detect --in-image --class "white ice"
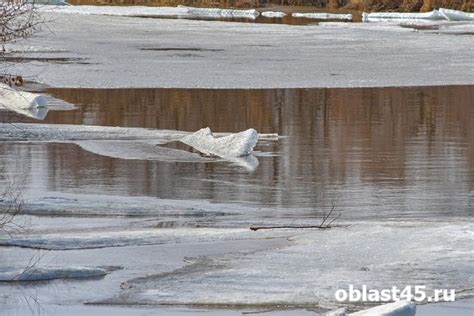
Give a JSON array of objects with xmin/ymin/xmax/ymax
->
[
  {"xmin": 0, "ymin": 266, "xmax": 108, "ymax": 281},
  {"xmin": 180, "ymin": 127, "xmax": 258, "ymax": 158},
  {"xmin": 261, "ymin": 11, "xmax": 287, "ymax": 18},
  {"xmin": 292, "ymin": 12, "xmax": 352, "ymax": 20},
  {"xmin": 362, "ymin": 10, "xmax": 444, "ymax": 22},
  {"xmin": 102, "ymin": 221, "xmax": 473, "ymax": 309},
  {"xmin": 38, "ymin": 5, "xmax": 259, "ymax": 19},
  {"xmin": 37, "ymin": 4, "xmax": 189, "ymax": 16},
  {"xmin": 0, "ymin": 84, "xmax": 48, "ymax": 119},
  {"xmin": 6, "ymin": 12, "xmax": 474, "ymax": 89},
  {"xmin": 363, "ymin": 8, "xmax": 474, "ymax": 22},
  {"xmin": 439, "ymin": 8, "xmax": 474, "ymax": 21},
  {"xmin": 327, "ymin": 301, "xmax": 416, "ymax": 316},
  {"xmin": 179, "ymin": 6, "xmax": 259, "ymax": 19},
  {"xmin": 351, "ymin": 301, "xmax": 416, "ymax": 316}
]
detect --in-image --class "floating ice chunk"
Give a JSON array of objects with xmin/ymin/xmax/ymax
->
[
  {"xmin": 292, "ymin": 12, "xmax": 352, "ymax": 20},
  {"xmin": 0, "ymin": 266, "xmax": 108, "ymax": 282},
  {"xmin": 179, "ymin": 5, "xmax": 259, "ymax": 19},
  {"xmin": 362, "ymin": 10, "xmax": 444, "ymax": 22},
  {"xmin": 180, "ymin": 127, "xmax": 258, "ymax": 158},
  {"xmin": 351, "ymin": 300, "xmax": 416, "ymax": 316},
  {"xmin": 37, "ymin": 5, "xmax": 189, "ymax": 17},
  {"xmin": 439, "ymin": 8, "xmax": 474, "ymax": 21},
  {"xmin": 0, "ymin": 84, "xmax": 48, "ymax": 119},
  {"xmin": 326, "ymin": 301, "xmax": 416, "ymax": 316},
  {"xmin": 262, "ymin": 11, "xmax": 287, "ymax": 18}
]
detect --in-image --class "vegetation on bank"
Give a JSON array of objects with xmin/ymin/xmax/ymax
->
[{"xmin": 68, "ymin": 0, "xmax": 473, "ymax": 12}]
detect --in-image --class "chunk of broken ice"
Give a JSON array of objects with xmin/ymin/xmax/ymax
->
[{"xmin": 180, "ymin": 127, "xmax": 258, "ymax": 158}]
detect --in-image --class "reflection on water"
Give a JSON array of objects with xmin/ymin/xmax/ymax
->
[{"xmin": 0, "ymin": 85, "xmax": 473, "ymax": 219}]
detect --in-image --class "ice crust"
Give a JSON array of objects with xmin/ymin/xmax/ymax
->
[
  {"xmin": 292, "ymin": 12, "xmax": 352, "ymax": 20},
  {"xmin": 0, "ymin": 266, "xmax": 108, "ymax": 281}
]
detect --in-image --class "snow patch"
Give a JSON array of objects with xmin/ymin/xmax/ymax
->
[
  {"xmin": 292, "ymin": 12, "xmax": 352, "ymax": 20},
  {"xmin": 0, "ymin": 266, "xmax": 108, "ymax": 281}
]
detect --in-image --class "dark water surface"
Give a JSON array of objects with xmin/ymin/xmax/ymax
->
[{"xmin": 1, "ymin": 85, "xmax": 473, "ymax": 220}]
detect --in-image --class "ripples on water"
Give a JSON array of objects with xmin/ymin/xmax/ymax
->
[{"xmin": 0, "ymin": 85, "xmax": 473, "ymax": 220}]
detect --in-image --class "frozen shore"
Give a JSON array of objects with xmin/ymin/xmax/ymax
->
[{"xmin": 6, "ymin": 11, "xmax": 474, "ymax": 89}]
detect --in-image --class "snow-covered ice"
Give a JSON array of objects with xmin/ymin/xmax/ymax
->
[
  {"xmin": 0, "ymin": 266, "xmax": 109, "ymax": 281},
  {"xmin": 363, "ymin": 8, "xmax": 474, "ymax": 22},
  {"xmin": 179, "ymin": 6, "xmax": 259, "ymax": 19},
  {"xmin": 0, "ymin": 83, "xmax": 48, "ymax": 117},
  {"xmin": 180, "ymin": 127, "xmax": 258, "ymax": 158},
  {"xmin": 350, "ymin": 301, "xmax": 416, "ymax": 316},
  {"xmin": 292, "ymin": 12, "xmax": 352, "ymax": 20},
  {"xmin": 439, "ymin": 8, "xmax": 474, "ymax": 21},
  {"xmin": 97, "ymin": 221, "xmax": 473, "ymax": 309},
  {"xmin": 327, "ymin": 301, "xmax": 416, "ymax": 316},
  {"xmin": 261, "ymin": 11, "xmax": 287, "ymax": 18},
  {"xmin": 6, "ymin": 12, "xmax": 473, "ymax": 89},
  {"xmin": 38, "ymin": 5, "xmax": 259, "ymax": 19}
]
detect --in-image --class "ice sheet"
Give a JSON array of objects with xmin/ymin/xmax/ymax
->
[
  {"xmin": 0, "ymin": 266, "xmax": 108, "ymax": 281},
  {"xmin": 439, "ymin": 8, "xmax": 474, "ymax": 21},
  {"xmin": 37, "ymin": 4, "xmax": 189, "ymax": 16},
  {"xmin": 261, "ymin": 11, "xmax": 287, "ymax": 18},
  {"xmin": 292, "ymin": 12, "xmax": 352, "ymax": 20},
  {"xmin": 6, "ymin": 13, "xmax": 474, "ymax": 89},
  {"xmin": 179, "ymin": 6, "xmax": 259, "ymax": 19},
  {"xmin": 350, "ymin": 301, "xmax": 416, "ymax": 316},
  {"xmin": 0, "ymin": 84, "xmax": 48, "ymax": 118},
  {"xmin": 99, "ymin": 222, "xmax": 473, "ymax": 309},
  {"xmin": 362, "ymin": 10, "xmax": 444, "ymax": 22}
]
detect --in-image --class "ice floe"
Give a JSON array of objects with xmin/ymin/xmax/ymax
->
[
  {"xmin": 38, "ymin": 4, "xmax": 259, "ymax": 19},
  {"xmin": 261, "ymin": 11, "xmax": 287, "ymax": 18},
  {"xmin": 181, "ymin": 127, "xmax": 258, "ymax": 158},
  {"xmin": 0, "ymin": 266, "xmax": 109, "ymax": 281},
  {"xmin": 37, "ymin": 5, "xmax": 189, "ymax": 17},
  {"xmin": 292, "ymin": 12, "xmax": 352, "ymax": 20},
  {"xmin": 327, "ymin": 301, "xmax": 416, "ymax": 316},
  {"xmin": 439, "ymin": 8, "xmax": 474, "ymax": 21},
  {"xmin": 0, "ymin": 84, "xmax": 48, "ymax": 119},
  {"xmin": 363, "ymin": 8, "xmax": 474, "ymax": 22},
  {"xmin": 0, "ymin": 226, "xmax": 293, "ymax": 250},
  {"xmin": 179, "ymin": 6, "xmax": 259, "ymax": 19},
  {"xmin": 100, "ymin": 222, "xmax": 473, "ymax": 309},
  {"xmin": 0, "ymin": 123, "xmax": 267, "ymax": 170}
]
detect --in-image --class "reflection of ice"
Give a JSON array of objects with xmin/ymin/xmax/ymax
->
[{"xmin": 1, "ymin": 106, "xmax": 49, "ymax": 120}]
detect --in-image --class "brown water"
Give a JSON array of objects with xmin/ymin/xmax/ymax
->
[{"xmin": 1, "ymin": 85, "xmax": 473, "ymax": 220}]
